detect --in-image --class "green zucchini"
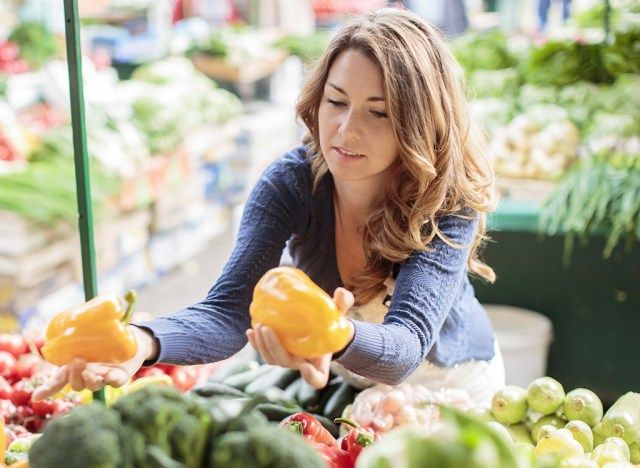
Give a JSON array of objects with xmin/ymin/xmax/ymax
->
[
  {"xmin": 222, "ymin": 365, "xmax": 275, "ymax": 391},
  {"xmin": 191, "ymin": 382, "xmax": 248, "ymax": 399},
  {"xmin": 255, "ymin": 403, "xmax": 303, "ymax": 422},
  {"xmin": 316, "ymin": 380, "xmax": 341, "ymax": 415},
  {"xmin": 282, "ymin": 378, "xmax": 304, "ymax": 402},
  {"xmin": 297, "ymin": 381, "xmax": 323, "ymax": 410},
  {"xmin": 209, "ymin": 360, "xmax": 258, "ymax": 383},
  {"xmin": 244, "ymin": 367, "xmax": 299, "ymax": 395},
  {"xmin": 321, "ymin": 383, "xmax": 356, "ymax": 421}
]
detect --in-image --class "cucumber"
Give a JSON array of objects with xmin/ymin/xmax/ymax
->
[
  {"xmin": 245, "ymin": 368, "xmax": 299, "ymax": 395},
  {"xmin": 209, "ymin": 360, "xmax": 258, "ymax": 383},
  {"xmin": 316, "ymin": 380, "xmax": 341, "ymax": 415},
  {"xmin": 255, "ymin": 403, "xmax": 303, "ymax": 422},
  {"xmin": 282, "ymin": 378, "xmax": 304, "ymax": 402},
  {"xmin": 321, "ymin": 383, "xmax": 356, "ymax": 421},
  {"xmin": 191, "ymin": 382, "xmax": 248, "ymax": 399},
  {"xmin": 310, "ymin": 413, "xmax": 340, "ymax": 439},
  {"xmin": 222, "ymin": 365, "xmax": 275, "ymax": 391},
  {"xmin": 297, "ymin": 381, "xmax": 323, "ymax": 411}
]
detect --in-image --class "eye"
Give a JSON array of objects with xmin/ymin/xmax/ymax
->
[
  {"xmin": 371, "ymin": 110, "xmax": 388, "ymax": 119},
  {"xmin": 326, "ymin": 98, "xmax": 346, "ymax": 107}
]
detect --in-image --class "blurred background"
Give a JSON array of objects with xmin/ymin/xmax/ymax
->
[{"xmin": 0, "ymin": 0, "xmax": 638, "ymax": 403}]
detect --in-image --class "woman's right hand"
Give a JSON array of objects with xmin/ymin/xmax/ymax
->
[{"xmin": 31, "ymin": 326, "xmax": 158, "ymax": 401}]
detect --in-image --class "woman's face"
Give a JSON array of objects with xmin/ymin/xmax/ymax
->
[{"xmin": 318, "ymin": 49, "xmax": 399, "ymax": 185}]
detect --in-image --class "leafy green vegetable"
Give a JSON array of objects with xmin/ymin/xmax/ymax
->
[
  {"xmin": 8, "ymin": 22, "xmax": 58, "ymax": 68},
  {"xmin": 452, "ymin": 30, "xmax": 517, "ymax": 73},
  {"xmin": 522, "ymin": 40, "xmax": 614, "ymax": 87},
  {"xmin": 540, "ymin": 138, "xmax": 640, "ymax": 262},
  {"xmin": 275, "ymin": 31, "xmax": 332, "ymax": 63},
  {"xmin": 603, "ymin": 29, "xmax": 640, "ymax": 78}
]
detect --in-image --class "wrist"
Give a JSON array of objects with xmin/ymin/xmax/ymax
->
[{"xmin": 132, "ymin": 325, "xmax": 159, "ymax": 362}]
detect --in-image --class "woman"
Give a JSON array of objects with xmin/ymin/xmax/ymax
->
[{"xmin": 33, "ymin": 8, "xmax": 504, "ymax": 407}]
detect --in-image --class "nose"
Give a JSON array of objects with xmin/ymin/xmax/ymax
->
[{"xmin": 338, "ymin": 109, "xmax": 363, "ymax": 141}]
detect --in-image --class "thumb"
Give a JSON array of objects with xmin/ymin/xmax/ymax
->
[{"xmin": 333, "ymin": 287, "xmax": 354, "ymax": 315}]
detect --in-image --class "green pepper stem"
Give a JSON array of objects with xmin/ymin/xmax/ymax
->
[
  {"xmin": 334, "ymin": 417, "xmax": 361, "ymax": 429},
  {"xmin": 123, "ymin": 290, "xmax": 137, "ymax": 325}
]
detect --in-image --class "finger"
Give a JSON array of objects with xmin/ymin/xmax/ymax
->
[
  {"xmin": 69, "ymin": 358, "xmax": 87, "ymax": 391},
  {"xmin": 300, "ymin": 362, "xmax": 329, "ymax": 389},
  {"xmin": 333, "ymin": 287, "xmax": 355, "ymax": 314},
  {"xmin": 32, "ymin": 366, "xmax": 70, "ymax": 401},
  {"xmin": 262, "ymin": 326, "xmax": 295, "ymax": 367},
  {"xmin": 246, "ymin": 329, "xmax": 257, "ymax": 350},
  {"xmin": 253, "ymin": 324, "xmax": 276, "ymax": 365},
  {"xmin": 81, "ymin": 368, "xmax": 105, "ymax": 392},
  {"xmin": 104, "ymin": 368, "xmax": 129, "ymax": 388}
]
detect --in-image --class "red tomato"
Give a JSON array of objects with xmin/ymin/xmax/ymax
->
[
  {"xmin": 13, "ymin": 354, "xmax": 39, "ymax": 381},
  {"xmin": 0, "ymin": 377, "xmax": 12, "ymax": 400},
  {"xmin": 26, "ymin": 418, "xmax": 44, "ymax": 433},
  {"xmin": 0, "ymin": 352, "xmax": 16, "ymax": 380},
  {"xmin": 169, "ymin": 366, "xmax": 198, "ymax": 392},
  {"xmin": 134, "ymin": 367, "xmax": 166, "ymax": 379},
  {"xmin": 10, "ymin": 381, "xmax": 34, "ymax": 406},
  {"xmin": 13, "ymin": 405, "xmax": 33, "ymax": 425},
  {"xmin": 0, "ymin": 335, "xmax": 27, "ymax": 358},
  {"xmin": 30, "ymin": 399, "xmax": 56, "ymax": 417},
  {"xmin": 0, "ymin": 399, "xmax": 16, "ymax": 423}
]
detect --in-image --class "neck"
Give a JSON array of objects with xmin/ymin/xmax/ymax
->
[{"xmin": 333, "ymin": 178, "xmax": 385, "ymax": 226}]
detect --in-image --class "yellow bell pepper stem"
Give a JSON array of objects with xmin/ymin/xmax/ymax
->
[{"xmin": 123, "ymin": 290, "xmax": 137, "ymax": 325}]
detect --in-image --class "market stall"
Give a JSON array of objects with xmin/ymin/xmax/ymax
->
[{"xmin": 0, "ymin": 0, "xmax": 639, "ymax": 467}]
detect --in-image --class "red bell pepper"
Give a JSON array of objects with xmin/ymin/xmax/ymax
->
[
  {"xmin": 279, "ymin": 412, "xmax": 337, "ymax": 447},
  {"xmin": 335, "ymin": 418, "xmax": 379, "ymax": 464},
  {"xmin": 313, "ymin": 442, "xmax": 352, "ymax": 468}
]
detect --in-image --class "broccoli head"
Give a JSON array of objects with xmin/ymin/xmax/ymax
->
[
  {"xmin": 29, "ymin": 403, "xmax": 145, "ymax": 468},
  {"xmin": 210, "ymin": 424, "xmax": 325, "ymax": 468}
]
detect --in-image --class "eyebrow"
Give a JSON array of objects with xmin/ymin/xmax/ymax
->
[{"xmin": 327, "ymin": 82, "xmax": 385, "ymax": 102}]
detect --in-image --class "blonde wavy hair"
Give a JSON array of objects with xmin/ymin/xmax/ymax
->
[{"xmin": 296, "ymin": 8, "xmax": 498, "ymax": 304}]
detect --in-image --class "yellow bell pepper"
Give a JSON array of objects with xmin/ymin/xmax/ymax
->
[
  {"xmin": 41, "ymin": 291, "xmax": 138, "ymax": 366},
  {"xmin": 249, "ymin": 267, "xmax": 351, "ymax": 358}
]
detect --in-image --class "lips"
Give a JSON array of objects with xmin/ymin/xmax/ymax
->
[{"xmin": 333, "ymin": 146, "xmax": 364, "ymax": 161}]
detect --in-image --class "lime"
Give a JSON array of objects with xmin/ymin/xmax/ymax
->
[
  {"xmin": 559, "ymin": 455, "xmax": 598, "ymax": 468},
  {"xmin": 528, "ymin": 377, "xmax": 565, "ymax": 415},
  {"xmin": 491, "ymin": 385, "xmax": 528, "ymax": 425},
  {"xmin": 603, "ymin": 437, "xmax": 630, "ymax": 462},
  {"xmin": 508, "ymin": 423, "xmax": 534, "ymax": 445},
  {"xmin": 563, "ymin": 388, "xmax": 603, "ymax": 427},
  {"xmin": 531, "ymin": 415, "xmax": 566, "ymax": 443},
  {"xmin": 512, "ymin": 442, "xmax": 534, "ymax": 467},
  {"xmin": 487, "ymin": 421, "xmax": 513, "ymax": 444},
  {"xmin": 629, "ymin": 441, "xmax": 640, "ymax": 464},
  {"xmin": 590, "ymin": 443, "xmax": 627, "ymax": 465},
  {"xmin": 565, "ymin": 420, "xmax": 594, "ymax": 452}
]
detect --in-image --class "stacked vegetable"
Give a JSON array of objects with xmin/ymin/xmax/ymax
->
[
  {"xmin": 452, "ymin": 10, "xmax": 640, "ymax": 256},
  {"xmin": 479, "ymin": 376, "xmax": 640, "ymax": 467},
  {"xmin": 27, "ymin": 385, "xmax": 326, "ymax": 468}
]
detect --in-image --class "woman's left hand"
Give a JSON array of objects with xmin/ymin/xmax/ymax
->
[{"xmin": 246, "ymin": 287, "xmax": 354, "ymax": 389}]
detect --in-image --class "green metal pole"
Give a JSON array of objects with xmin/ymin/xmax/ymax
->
[
  {"xmin": 62, "ymin": 0, "xmax": 105, "ymax": 404},
  {"xmin": 603, "ymin": 0, "xmax": 611, "ymax": 43}
]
